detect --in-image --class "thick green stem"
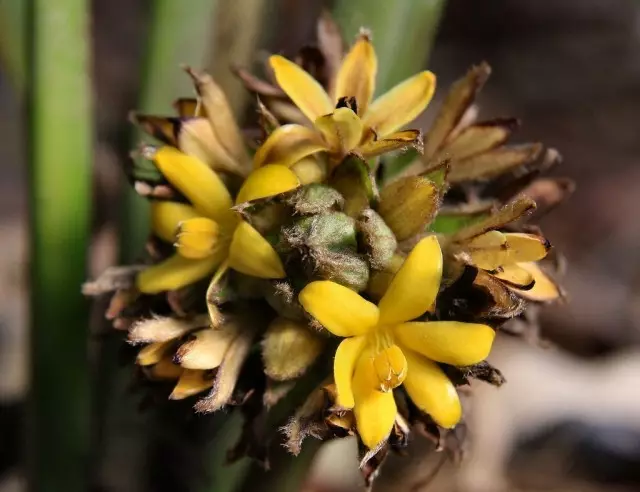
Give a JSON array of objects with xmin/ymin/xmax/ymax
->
[{"xmin": 27, "ymin": 0, "xmax": 93, "ymax": 490}]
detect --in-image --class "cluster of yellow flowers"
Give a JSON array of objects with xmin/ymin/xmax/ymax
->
[{"xmin": 87, "ymin": 25, "xmax": 566, "ymax": 465}]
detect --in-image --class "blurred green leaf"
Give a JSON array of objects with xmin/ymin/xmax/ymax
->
[{"xmin": 28, "ymin": 0, "xmax": 92, "ymax": 490}]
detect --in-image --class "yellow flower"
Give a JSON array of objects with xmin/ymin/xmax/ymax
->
[
  {"xmin": 254, "ymin": 34, "xmax": 435, "ymax": 170},
  {"xmin": 298, "ymin": 236, "xmax": 495, "ymax": 449},
  {"xmin": 462, "ymin": 231, "xmax": 560, "ymax": 300},
  {"xmin": 137, "ymin": 146, "xmax": 299, "ymax": 294}
]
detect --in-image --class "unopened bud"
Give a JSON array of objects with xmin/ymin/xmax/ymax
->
[
  {"xmin": 286, "ymin": 183, "xmax": 344, "ymax": 215},
  {"xmin": 377, "ymin": 176, "xmax": 440, "ymax": 241},
  {"xmin": 356, "ymin": 209, "xmax": 397, "ymax": 270},
  {"xmin": 262, "ymin": 317, "xmax": 324, "ymax": 381}
]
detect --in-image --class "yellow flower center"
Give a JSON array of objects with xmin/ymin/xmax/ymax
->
[{"xmin": 369, "ymin": 326, "xmax": 407, "ymax": 392}]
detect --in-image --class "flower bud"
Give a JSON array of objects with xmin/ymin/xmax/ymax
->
[
  {"xmin": 377, "ymin": 176, "xmax": 440, "ymax": 241},
  {"xmin": 286, "ymin": 183, "xmax": 344, "ymax": 215},
  {"xmin": 356, "ymin": 209, "xmax": 397, "ymax": 270},
  {"xmin": 261, "ymin": 317, "xmax": 324, "ymax": 381},
  {"xmin": 328, "ymin": 154, "xmax": 377, "ymax": 217}
]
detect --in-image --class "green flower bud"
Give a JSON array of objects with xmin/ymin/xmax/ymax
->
[
  {"xmin": 356, "ymin": 209, "xmax": 397, "ymax": 270},
  {"xmin": 329, "ymin": 153, "xmax": 378, "ymax": 217},
  {"xmin": 285, "ymin": 183, "xmax": 344, "ymax": 215}
]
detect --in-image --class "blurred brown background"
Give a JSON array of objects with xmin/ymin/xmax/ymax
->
[{"xmin": 2, "ymin": 0, "xmax": 640, "ymax": 490}]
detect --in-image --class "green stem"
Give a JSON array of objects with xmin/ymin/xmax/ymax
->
[{"xmin": 27, "ymin": 0, "xmax": 92, "ymax": 490}]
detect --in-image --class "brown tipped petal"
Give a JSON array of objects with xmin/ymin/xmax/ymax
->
[
  {"xmin": 423, "ymin": 63, "xmax": 491, "ymax": 159},
  {"xmin": 359, "ymin": 129, "xmax": 423, "ymax": 160},
  {"xmin": 186, "ymin": 68, "xmax": 249, "ymax": 166},
  {"xmin": 334, "ymin": 33, "xmax": 377, "ymax": 114},
  {"xmin": 448, "ymin": 143, "xmax": 543, "ymax": 183},
  {"xmin": 178, "ymin": 118, "xmax": 248, "ymax": 176},
  {"xmin": 435, "ymin": 118, "xmax": 518, "ymax": 162}
]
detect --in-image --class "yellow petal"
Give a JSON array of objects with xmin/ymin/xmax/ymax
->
[
  {"xmin": 299, "ymin": 281, "xmax": 379, "ymax": 337},
  {"xmin": 314, "ymin": 107, "xmax": 364, "ymax": 154},
  {"xmin": 150, "ymin": 201, "xmax": 199, "ymax": 243},
  {"xmin": 227, "ymin": 221, "xmax": 285, "ymax": 278},
  {"xmin": 467, "ymin": 231, "xmax": 508, "ymax": 270},
  {"xmin": 169, "ymin": 369, "xmax": 214, "ymax": 400},
  {"xmin": 175, "ymin": 217, "xmax": 220, "ymax": 259},
  {"xmin": 378, "ymin": 236, "xmax": 443, "ymax": 325},
  {"xmin": 333, "ymin": 336, "xmax": 367, "ymax": 409},
  {"xmin": 363, "ymin": 71, "xmax": 436, "ymax": 136},
  {"xmin": 492, "ymin": 263, "xmax": 535, "ymax": 289},
  {"xmin": 136, "ymin": 340, "xmax": 173, "ymax": 366},
  {"xmin": 235, "ymin": 165, "xmax": 300, "ymax": 204},
  {"xmin": 504, "ymin": 233, "xmax": 551, "ymax": 263},
  {"xmin": 137, "ymin": 254, "xmax": 220, "ymax": 294},
  {"xmin": 352, "ymin": 351, "xmax": 397, "ymax": 449},
  {"xmin": 403, "ymin": 349, "xmax": 461, "ymax": 428},
  {"xmin": 291, "ymin": 156, "xmax": 326, "ymax": 184},
  {"xmin": 395, "ymin": 321, "xmax": 495, "ymax": 366},
  {"xmin": 359, "ymin": 129, "xmax": 423, "ymax": 160},
  {"xmin": 334, "ymin": 33, "xmax": 377, "ymax": 115},
  {"xmin": 509, "ymin": 262, "xmax": 562, "ymax": 302},
  {"xmin": 173, "ymin": 97, "xmax": 201, "ymax": 118},
  {"xmin": 253, "ymin": 124, "xmax": 328, "ymax": 168},
  {"xmin": 151, "ymin": 146, "xmax": 235, "ymax": 228},
  {"xmin": 372, "ymin": 345, "xmax": 407, "ymax": 392},
  {"xmin": 147, "ymin": 357, "xmax": 183, "ymax": 380},
  {"xmin": 269, "ymin": 55, "xmax": 334, "ymax": 122}
]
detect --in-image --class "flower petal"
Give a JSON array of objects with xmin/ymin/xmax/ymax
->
[
  {"xmin": 467, "ymin": 230, "xmax": 508, "ymax": 270},
  {"xmin": 137, "ymin": 254, "xmax": 220, "ymax": 294},
  {"xmin": 169, "ymin": 369, "xmax": 214, "ymax": 400},
  {"xmin": 150, "ymin": 201, "xmax": 199, "ymax": 243},
  {"xmin": 269, "ymin": 55, "xmax": 334, "ymax": 122},
  {"xmin": 254, "ymin": 124, "xmax": 328, "ymax": 168},
  {"xmin": 235, "ymin": 165, "xmax": 300, "ymax": 204},
  {"xmin": 299, "ymin": 281, "xmax": 379, "ymax": 337},
  {"xmin": 291, "ymin": 156, "xmax": 327, "ymax": 184},
  {"xmin": 359, "ymin": 129, "xmax": 423, "ymax": 160},
  {"xmin": 492, "ymin": 263, "xmax": 535, "ymax": 289},
  {"xmin": 136, "ymin": 341, "xmax": 173, "ymax": 366},
  {"xmin": 151, "ymin": 146, "xmax": 235, "ymax": 229},
  {"xmin": 314, "ymin": 107, "xmax": 364, "ymax": 154},
  {"xmin": 334, "ymin": 33, "xmax": 377, "ymax": 115},
  {"xmin": 403, "ymin": 349, "xmax": 462, "ymax": 428},
  {"xmin": 178, "ymin": 118, "xmax": 247, "ymax": 176},
  {"xmin": 174, "ymin": 326, "xmax": 238, "ymax": 370},
  {"xmin": 395, "ymin": 321, "xmax": 495, "ymax": 366},
  {"xmin": 509, "ymin": 262, "xmax": 562, "ymax": 302},
  {"xmin": 504, "ymin": 233, "xmax": 551, "ymax": 263},
  {"xmin": 378, "ymin": 235, "xmax": 443, "ymax": 325},
  {"xmin": 333, "ymin": 336, "xmax": 367, "ymax": 409},
  {"xmin": 352, "ymin": 351, "xmax": 397, "ymax": 449},
  {"xmin": 228, "ymin": 221, "xmax": 285, "ymax": 278},
  {"xmin": 363, "ymin": 71, "xmax": 436, "ymax": 136},
  {"xmin": 175, "ymin": 217, "xmax": 220, "ymax": 259}
]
